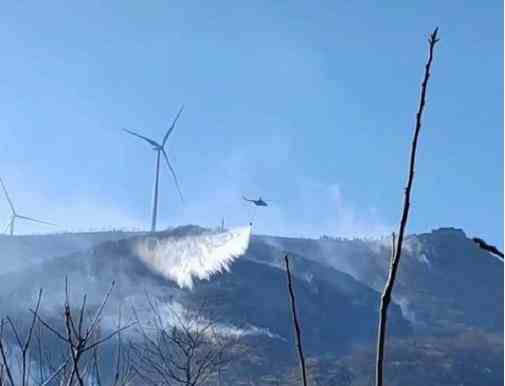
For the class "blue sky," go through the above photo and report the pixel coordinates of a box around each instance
[0,1,502,245]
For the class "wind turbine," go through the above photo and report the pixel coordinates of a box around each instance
[0,176,56,236]
[123,106,184,233]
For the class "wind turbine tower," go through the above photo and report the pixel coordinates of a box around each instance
[123,106,184,232]
[0,176,56,235]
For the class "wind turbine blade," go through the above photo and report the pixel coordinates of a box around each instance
[162,106,184,147]
[0,176,15,212]
[122,129,161,148]
[161,149,184,203]
[16,215,56,226]
[3,217,11,234]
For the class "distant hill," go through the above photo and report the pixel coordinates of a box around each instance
[258,227,503,334]
[0,225,501,383]
[0,230,144,272]
[0,226,410,366]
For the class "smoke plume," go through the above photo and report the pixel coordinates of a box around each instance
[134,225,252,289]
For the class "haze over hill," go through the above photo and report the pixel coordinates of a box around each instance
[1,225,501,332]
[0,224,501,385]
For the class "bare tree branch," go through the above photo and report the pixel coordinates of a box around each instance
[28,279,133,386]
[0,320,15,386]
[86,281,116,340]
[23,289,43,386]
[82,323,137,354]
[375,27,440,386]
[375,233,395,386]
[40,359,69,386]
[30,312,67,343]
[131,297,242,386]
[284,255,308,386]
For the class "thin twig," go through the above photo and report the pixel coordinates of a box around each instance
[93,347,103,386]
[82,323,137,353]
[375,27,440,386]
[284,255,308,386]
[41,359,69,386]
[30,311,68,342]
[23,289,43,386]
[86,281,115,339]
[0,320,15,386]
[113,305,123,386]
[78,295,88,337]
[5,317,22,349]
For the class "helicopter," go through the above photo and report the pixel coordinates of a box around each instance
[242,196,268,207]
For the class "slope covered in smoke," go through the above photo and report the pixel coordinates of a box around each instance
[0,230,143,272]
[0,225,410,363]
[0,225,501,336]
[1,225,501,337]
[259,227,504,334]
[0,224,501,382]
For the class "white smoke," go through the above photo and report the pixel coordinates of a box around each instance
[418,253,432,267]
[394,295,417,324]
[134,226,252,289]
[155,301,285,340]
[122,298,284,342]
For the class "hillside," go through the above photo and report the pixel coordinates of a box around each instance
[0,226,409,365]
[0,230,144,272]
[259,227,504,334]
[0,225,501,384]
